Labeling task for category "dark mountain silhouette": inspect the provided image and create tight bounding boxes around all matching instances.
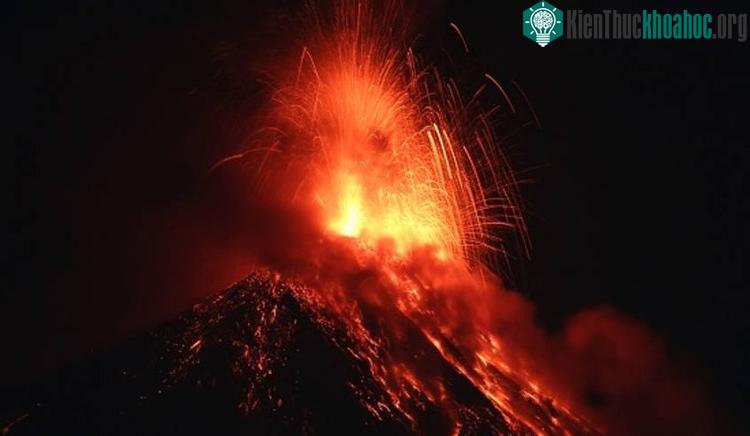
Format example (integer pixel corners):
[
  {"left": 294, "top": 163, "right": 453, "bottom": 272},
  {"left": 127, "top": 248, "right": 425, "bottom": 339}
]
[{"left": 2, "top": 273, "right": 595, "bottom": 435}]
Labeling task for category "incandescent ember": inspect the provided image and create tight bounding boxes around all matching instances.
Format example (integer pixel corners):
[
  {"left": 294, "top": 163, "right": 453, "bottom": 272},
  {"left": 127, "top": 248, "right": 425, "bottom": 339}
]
[{"left": 2, "top": 272, "right": 597, "bottom": 435}]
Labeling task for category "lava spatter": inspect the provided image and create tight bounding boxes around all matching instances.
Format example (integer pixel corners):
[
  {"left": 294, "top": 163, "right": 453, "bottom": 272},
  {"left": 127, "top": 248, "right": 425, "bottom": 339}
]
[{"left": 158, "top": 272, "right": 598, "bottom": 435}]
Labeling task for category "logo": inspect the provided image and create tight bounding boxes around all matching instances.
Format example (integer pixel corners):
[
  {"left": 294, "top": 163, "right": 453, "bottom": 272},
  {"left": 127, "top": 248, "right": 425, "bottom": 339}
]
[{"left": 523, "top": 2, "right": 564, "bottom": 47}]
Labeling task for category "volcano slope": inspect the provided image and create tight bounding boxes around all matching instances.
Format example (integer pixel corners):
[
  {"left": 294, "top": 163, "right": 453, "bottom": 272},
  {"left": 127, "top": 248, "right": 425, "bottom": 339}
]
[{"left": 2, "top": 273, "right": 596, "bottom": 435}]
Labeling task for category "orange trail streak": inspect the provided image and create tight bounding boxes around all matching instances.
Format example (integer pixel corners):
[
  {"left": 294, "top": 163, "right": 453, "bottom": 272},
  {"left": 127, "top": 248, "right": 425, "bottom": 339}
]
[{"left": 213, "top": 1, "right": 600, "bottom": 433}]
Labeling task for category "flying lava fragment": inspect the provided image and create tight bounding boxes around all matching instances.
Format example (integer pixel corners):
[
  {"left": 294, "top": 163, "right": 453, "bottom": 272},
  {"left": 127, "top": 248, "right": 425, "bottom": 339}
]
[
  {"left": 208, "top": 1, "right": 597, "bottom": 434},
  {"left": 2, "top": 1, "right": 715, "bottom": 435}
]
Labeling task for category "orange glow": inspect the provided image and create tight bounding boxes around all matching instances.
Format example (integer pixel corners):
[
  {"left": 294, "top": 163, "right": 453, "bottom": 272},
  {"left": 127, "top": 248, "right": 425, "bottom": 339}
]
[
  {"left": 213, "top": 1, "right": 599, "bottom": 434},
  {"left": 327, "top": 172, "right": 364, "bottom": 237},
  {"left": 261, "top": 1, "right": 528, "bottom": 265}
]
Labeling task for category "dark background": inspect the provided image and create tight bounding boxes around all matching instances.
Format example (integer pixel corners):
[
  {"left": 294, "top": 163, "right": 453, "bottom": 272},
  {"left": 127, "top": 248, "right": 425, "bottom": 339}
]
[{"left": 6, "top": 0, "right": 746, "bottom": 431}]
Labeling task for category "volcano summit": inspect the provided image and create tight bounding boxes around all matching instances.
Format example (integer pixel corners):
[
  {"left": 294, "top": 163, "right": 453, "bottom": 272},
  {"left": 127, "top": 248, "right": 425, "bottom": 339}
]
[{"left": 3, "top": 272, "right": 597, "bottom": 435}]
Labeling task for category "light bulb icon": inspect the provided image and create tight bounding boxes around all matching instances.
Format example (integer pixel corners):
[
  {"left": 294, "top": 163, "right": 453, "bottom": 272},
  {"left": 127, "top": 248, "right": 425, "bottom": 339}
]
[
  {"left": 530, "top": 8, "right": 556, "bottom": 47},
  {"left": 523, "top": 2, "right": 563, "bottom": 47}
]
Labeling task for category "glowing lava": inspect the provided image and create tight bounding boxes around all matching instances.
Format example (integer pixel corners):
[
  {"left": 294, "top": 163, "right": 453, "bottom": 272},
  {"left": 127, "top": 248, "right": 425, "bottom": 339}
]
[
  {"left": 219, "top": 1, "right": 595, "bottom": 434},
  {"left": 245, "top": 1, "right": 529, "bottom": 265}
]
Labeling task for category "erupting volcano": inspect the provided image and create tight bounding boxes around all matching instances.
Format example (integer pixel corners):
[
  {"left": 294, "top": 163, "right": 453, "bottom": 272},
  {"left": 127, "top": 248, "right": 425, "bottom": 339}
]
[
  {"left": 3, "top": 1, "right": 718, "bottom": 435},
  {"left": 233, "top": 1, "right": 530, "bottom": 267},
  {"left": 205, "top": 2, "right": 584, "bottom": 431}
]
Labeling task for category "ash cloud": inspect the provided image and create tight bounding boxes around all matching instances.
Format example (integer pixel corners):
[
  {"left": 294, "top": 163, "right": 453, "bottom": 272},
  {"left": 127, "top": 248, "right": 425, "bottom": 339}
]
[{"left": 230, "top": 198, "right": 719, "bottom": 434}]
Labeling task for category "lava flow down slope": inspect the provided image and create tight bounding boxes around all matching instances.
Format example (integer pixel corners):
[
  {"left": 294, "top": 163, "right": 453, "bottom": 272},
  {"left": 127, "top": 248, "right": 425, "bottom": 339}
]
[
  {"left": 3, "top": 1, "right": 717, "bottom": 435},
  {"left": 3, "top": 273, "right": 595, "bottom": 435}
]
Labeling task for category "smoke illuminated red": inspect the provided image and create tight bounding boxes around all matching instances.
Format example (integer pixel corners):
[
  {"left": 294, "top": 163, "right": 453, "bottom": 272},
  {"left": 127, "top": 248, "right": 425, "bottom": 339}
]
[
  {"left": 229, "top": 1, "right": 528, "bottom": 266},
  {"left": 209, "top": 1, "right": 714, "bottom": 434},
  {"left": 216, "top": 1, "right": 573, "bottom": 431}
]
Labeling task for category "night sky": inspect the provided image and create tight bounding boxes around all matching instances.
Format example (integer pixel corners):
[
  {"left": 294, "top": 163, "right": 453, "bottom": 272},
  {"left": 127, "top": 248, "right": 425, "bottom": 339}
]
[{"left": 6, "top": 0, "right": 746, "bottom": 431}]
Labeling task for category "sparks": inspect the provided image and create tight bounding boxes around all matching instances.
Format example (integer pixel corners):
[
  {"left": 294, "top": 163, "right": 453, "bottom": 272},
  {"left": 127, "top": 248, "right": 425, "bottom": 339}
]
[
  {"left": 209, "top": 1, "right": 594, "bottom": 434},
  {"left": 233, "top": 0, "right": 528, "bottom": 266}
]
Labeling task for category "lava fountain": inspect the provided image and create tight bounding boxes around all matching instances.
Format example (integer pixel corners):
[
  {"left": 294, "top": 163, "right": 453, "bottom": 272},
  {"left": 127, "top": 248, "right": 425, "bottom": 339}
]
[
  {"left": 217, "top": 1, "right": 592, "bottom": 434},
  {"left": 238, "top": 0, "right": 529, "bottom": 266}
]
